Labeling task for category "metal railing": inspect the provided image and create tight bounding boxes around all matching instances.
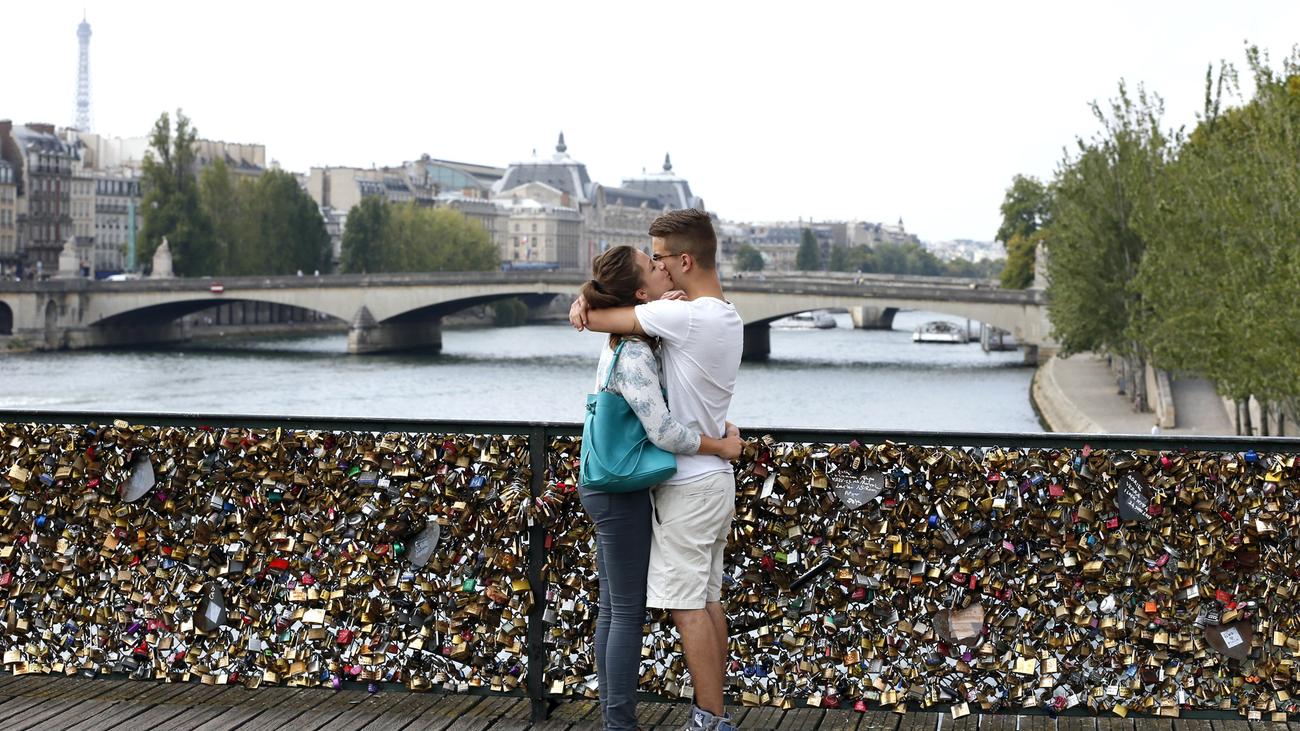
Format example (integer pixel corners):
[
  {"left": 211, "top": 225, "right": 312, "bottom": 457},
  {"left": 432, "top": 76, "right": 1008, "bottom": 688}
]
[{"left": 2, "top": 409, "right": 1299, "bottom": 722}]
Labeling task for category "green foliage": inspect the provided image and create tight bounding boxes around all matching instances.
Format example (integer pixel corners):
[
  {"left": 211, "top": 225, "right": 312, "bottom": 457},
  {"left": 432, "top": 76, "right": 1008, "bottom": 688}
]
[
  {"left": 1041, "top": 45, "right": 1300, "bottom": 421},
  {"left": 340, "top": 199, "right": 498, "bottom": 273},
  {"left": 141, "top": 111, "right": 330, "bottom": 277},
  {"left": 200, "top": 164, "right": 331, "bottom": 276},
  {"left": 491, "top": 298, "right": 529, "bottom": 327},
  {"left": 199, "top": 158, "right": 240, "bottom": 272},
  {"left": 734, "top": 244, "right": 765, "bottom": 272},
  {"left": 796, "top": 228, "right": 822, "bottom": 271},
  {"left": 243, "top": 170, "right": 332, "bottom": 275},
  {"left": 1000, "top": 230, "right": 1042, "bottom": 289},
  {"left": 339, "top": 197, "right": 388, "bottom": 274},
  {"left": 1130, "top": 49, "right": 1300, "bottom": 413},
  {"left": 995, "top": 175, "right": 1052, "bottom": 289},
  {"left": 995, "top": 175, "right": 1051, "bottom": 244},
  {"left": 1044, "top": 82, "right": 1167, "bottom": 361},
  {"left": 138, "top": 110, "right": 217, "bottom": 276}
]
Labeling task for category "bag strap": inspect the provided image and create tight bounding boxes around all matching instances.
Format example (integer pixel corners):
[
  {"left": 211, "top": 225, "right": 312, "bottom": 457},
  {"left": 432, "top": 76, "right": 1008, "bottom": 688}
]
[{"left": 600, "top": 340, "right": 627, "bottom": 391}]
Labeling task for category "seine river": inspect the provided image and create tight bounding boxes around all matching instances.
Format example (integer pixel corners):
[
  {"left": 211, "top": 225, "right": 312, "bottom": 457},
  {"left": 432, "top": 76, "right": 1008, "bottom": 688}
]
[{"left": 0, "top": 310, "right": 1042, "bottom": 433}]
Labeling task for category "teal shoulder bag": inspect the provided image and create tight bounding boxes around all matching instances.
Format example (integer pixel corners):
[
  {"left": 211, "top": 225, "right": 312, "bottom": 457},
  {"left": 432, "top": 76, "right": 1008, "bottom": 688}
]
[{"left": 579, "top": 340, "right": 677, "bottom": 492}]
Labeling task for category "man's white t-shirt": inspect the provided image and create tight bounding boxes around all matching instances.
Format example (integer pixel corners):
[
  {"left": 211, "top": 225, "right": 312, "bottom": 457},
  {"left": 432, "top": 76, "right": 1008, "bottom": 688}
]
[{"left": 634, "top": 296, "right": 743, "bottom": 485}]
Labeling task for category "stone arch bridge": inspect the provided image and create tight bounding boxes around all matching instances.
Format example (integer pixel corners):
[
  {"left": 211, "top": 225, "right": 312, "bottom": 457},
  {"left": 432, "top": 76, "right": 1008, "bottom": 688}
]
[{"left": 0, "top": 272, "right": 1053, "bottom": 361}]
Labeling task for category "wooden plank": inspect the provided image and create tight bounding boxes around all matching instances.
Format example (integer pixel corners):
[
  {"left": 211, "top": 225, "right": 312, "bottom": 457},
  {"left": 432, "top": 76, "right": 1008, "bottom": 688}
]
[
  {"left": 365, "top": 692, "right": 481, "bottom": 731},
  {"left": 1022, "top": 714, "right": 1055, "bottom": 731},
  {"left": 0, "top": 678, "right": 92, "bottom": 723},
  {"left": 1098, "top": 718, "right": 1136, "bottom": 731},
  {"left": 938, "top": 710, "right": 978, "bottom": 731},
  {"left": 777, "top": 707, "right": 824, "bottom": 731},
  {"left": 638, "top": 701, "right": 679, "bottom": 728},
  {"left": 1249, "top": 722, "right": 1292, "bottom": 731},
  {"left": 651, "top": 702, "right": 695, "bottom": 731},
  {"left": 0, "top": 674, "right": 38, "bottom": 691},
  {"left": 150, "top": 681, "right": 267, "bottom": 728},
  {"left": 313, "top": 689, "right": 411, "bottom": 731},
  {"left": 353, "top": 692, "right": 442, "bottom": 731},
  {"left": 727, "top": 705, "right": 754, "bottom": 729},
  {"left": 109, "top": 683, "right": 229, "bottom": 731},
  {"left": 485, "top": 697, "right": 534, "bottom": 731},
  {"left": 358, "top": 686, "right": 460, "bottom": 728},
  {"left": 534, "top": 698, "right": 600, "bottom": 731},
  {"left": 1172, "top": 721, "right": 1214, "bottom": 731},
  {"left": 63, "top": 681, "right": 196, "bottom": 731},
  {"left": 980, "top": 714, "right": 1013, "bottom": 731},
  {"left": 897, "top": 711, "right": 941, "bottom": 731},
  {"left": 1133, "top": 719, "right": 1172, "bottom": 731},
  {"left": 186, "top": 686, "right": 308, "bottom": 731},
  {"left": 820, "top": 708, "right": 863, "bottom": 731},
  {"left": 1210, "top": 722, "right": 1254, "bottom": 731},
  {"left": 445, "top": 695, "right": 517, "bottom": 731},
  {"left": 1061, "top": 716, "right": 1098, "bottom": 731},
  {"left": 38, "top": 680, "right": 193, "bottom": 731},
  {"left": 743, "top": 706, "right": 788, "bottom": 731},
  {"left": 858, "top": 711, "right": 901, "bottom": 731},
  {"left": 234, "top": 688, "right": 343, "bottom": 731},
  {"left": 5, "top": 678, "right": 129, "bottom": 730}
]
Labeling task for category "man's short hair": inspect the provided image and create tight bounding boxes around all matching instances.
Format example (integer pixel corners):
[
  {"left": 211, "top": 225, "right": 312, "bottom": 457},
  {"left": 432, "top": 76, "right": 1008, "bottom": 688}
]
[{"left": 648, "top": 208, "right": 717, "bottom": 270}]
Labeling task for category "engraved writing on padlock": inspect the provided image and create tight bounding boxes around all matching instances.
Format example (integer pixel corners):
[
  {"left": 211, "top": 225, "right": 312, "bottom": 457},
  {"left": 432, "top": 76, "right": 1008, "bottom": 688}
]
[
  {"left": 831, "top": 470, "right": 884, "bottom": 509},
  {"left": 1116, "top": 471, "right": 1151, "bottom": 522},
  {"left": 405, "top": 521, "right": 442, "bottom": 568}
]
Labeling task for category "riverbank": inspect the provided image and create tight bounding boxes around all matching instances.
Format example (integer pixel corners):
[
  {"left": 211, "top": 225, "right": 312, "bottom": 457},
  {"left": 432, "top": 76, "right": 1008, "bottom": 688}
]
[{"left": 1032, "top": 352, "right": 1235, "bottom": 435}]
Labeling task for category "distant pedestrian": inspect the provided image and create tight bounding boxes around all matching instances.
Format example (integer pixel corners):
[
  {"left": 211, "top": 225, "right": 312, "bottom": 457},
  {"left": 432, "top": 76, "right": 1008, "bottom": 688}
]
[{"left": 1151, "top": 423, "right": 1161, "bottom": 435}]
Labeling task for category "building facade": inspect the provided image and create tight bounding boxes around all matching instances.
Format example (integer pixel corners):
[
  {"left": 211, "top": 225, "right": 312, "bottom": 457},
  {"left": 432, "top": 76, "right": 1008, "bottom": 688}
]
[
  {"left": 494, "top": 182, "right": 582, "bottom": 268},
  {"left": 492, "top": 136, "right": 705, "bottom": 270},
  {"left": 93, "top": 173, "right": 141, "bottom": 274},
  {"left": 0, "top": 121, "right": 79, "bottom": 276},
  {"left": 0, "top": 160, "right": 16, "bottom": 275}
]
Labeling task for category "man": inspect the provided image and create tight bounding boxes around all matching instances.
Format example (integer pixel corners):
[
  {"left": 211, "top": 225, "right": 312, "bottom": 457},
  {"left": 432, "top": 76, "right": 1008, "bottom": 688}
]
[{"left": 571, "top": 208, "right": 743, "bottom": 731}]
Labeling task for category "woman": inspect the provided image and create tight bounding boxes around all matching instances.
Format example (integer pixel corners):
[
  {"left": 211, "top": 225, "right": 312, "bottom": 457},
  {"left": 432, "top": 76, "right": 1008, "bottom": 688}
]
[{"left": 578, "top": 245, "right": 742, "bottom": 731}]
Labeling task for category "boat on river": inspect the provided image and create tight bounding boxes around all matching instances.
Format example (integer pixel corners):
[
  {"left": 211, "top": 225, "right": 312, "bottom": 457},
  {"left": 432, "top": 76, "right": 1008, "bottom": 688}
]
[
  {"left": 773, "top": 310, "right": 837, "bottom": 329},
  {"left": 912, "top": 320, "right": 968, "bottom": 344}
]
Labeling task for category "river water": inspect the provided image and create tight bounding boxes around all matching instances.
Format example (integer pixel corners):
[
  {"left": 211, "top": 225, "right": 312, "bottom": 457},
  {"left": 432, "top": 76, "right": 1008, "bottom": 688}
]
[{"left": 0, "top": 310, "right": 1041, "bottom": 433}]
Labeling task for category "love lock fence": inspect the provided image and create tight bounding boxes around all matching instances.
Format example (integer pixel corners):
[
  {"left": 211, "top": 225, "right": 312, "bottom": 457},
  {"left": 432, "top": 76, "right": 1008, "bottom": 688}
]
[{"left": 0, "top": 410, "right": 1297, "bottom": 722}]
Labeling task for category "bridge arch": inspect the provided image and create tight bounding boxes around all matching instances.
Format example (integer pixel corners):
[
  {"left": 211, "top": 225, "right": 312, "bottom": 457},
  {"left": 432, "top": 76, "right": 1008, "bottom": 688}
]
[
  {"left": 91, "top": 297, "right": 347, "bottom": 329},
  {"left": 0, "top": 300, "right": 12, "bottom": 336}
]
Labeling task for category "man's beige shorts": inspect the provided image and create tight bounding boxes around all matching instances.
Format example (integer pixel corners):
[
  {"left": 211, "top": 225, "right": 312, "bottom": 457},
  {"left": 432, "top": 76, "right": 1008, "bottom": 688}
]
[{"left": 646, "top": 471, "right": 736, "bottom": 610}]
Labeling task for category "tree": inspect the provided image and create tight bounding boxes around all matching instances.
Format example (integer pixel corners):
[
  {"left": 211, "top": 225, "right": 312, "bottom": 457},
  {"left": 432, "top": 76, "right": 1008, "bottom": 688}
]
[
  {"left": 340, "top": 199, "right": 498, "bottom": 273},
  {"left": 1131, "top": 50, "right": 1300, "bottom": 429},
  {"left": 796, "top": 228, "right": 821, "bottom": 271},
  {"left": 1000, "top": 229, "right": 1045, "bottom": 289},
  {"left": 199, "top": 162, "right": 331, "bottom": 276},
  {"left": 734, "top": 244, "right": 764, "bottom": 272},
  {"left": 138, "top": 110, "right": 217, "bottom": 275},
  {"left": 340, "top": 197, "right": 389, "bottom": 273},
  {"left": 995, "top": 175, "right": 1051, "bottom": 288},
  {"left": 199, "top": 158, "right": 243, "bottom": 273},
  {"left": 242, "top": 170, "right": 331, "bottom": 275},
  {"left": 1044, "top": 83, "right": 1169, "bottom": 409}
]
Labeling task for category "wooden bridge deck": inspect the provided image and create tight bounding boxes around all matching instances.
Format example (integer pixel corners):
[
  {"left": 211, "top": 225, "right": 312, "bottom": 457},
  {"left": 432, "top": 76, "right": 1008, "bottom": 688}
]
[{"left": 0, "top": 674, "right": 1282, "bottom": 731}]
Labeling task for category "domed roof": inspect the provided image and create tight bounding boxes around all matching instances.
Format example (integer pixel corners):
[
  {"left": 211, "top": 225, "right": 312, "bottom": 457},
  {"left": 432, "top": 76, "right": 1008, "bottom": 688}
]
[
  {"left": 620, "top": 152, "right": 702, "bottom": 210},
  {"left": 493, "top": 131, "right": 593, "bottom": 203}
]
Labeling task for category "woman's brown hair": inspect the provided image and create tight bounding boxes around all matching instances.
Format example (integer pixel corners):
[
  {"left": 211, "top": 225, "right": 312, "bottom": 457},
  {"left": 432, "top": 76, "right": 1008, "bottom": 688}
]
[{"left": 581, "top": 245, "right": 648, "bottom": 349}]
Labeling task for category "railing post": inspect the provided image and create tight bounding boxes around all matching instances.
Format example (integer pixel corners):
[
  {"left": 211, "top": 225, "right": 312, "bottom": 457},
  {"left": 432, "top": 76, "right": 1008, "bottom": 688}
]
[{"left": 527, "top": 425, "right": 550, "bottom": 721}]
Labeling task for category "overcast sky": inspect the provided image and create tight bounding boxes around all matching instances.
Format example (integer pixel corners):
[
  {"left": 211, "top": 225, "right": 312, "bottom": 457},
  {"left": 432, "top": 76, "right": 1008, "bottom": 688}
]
[{"left": 8, "top": 1, "right": 1300, "bottom": 242}]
